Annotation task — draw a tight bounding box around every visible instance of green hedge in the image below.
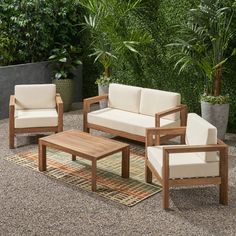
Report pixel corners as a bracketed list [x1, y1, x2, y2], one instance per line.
[0, 0, 80, 65]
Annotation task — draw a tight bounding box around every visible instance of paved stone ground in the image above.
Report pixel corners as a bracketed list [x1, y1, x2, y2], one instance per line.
[0, 110, 236, 236]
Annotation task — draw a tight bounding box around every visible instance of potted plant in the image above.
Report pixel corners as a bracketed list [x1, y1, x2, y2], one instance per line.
[80, 0, 152, 108]
[95, 74, 112, 109]
[168, 0, 236, 139]
[49, 44, 82, 112]
[91, 48, 116, 108]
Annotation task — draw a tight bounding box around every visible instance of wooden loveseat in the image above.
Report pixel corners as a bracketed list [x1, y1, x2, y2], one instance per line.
[83, 83, 187, 143]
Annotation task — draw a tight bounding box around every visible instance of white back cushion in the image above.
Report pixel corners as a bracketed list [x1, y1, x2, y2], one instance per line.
[108, 83, 141, 113]
[139, 88, 180, 120]
[15, 84, 56, 109]
[186, 113, 218, 162]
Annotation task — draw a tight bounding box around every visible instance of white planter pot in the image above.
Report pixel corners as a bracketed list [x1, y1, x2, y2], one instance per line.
[98, 84, 109, 109]
[201, 101, 229, 140]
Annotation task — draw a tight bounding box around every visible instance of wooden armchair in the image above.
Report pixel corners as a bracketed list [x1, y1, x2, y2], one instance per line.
[9, 84, 63, 148]
[145, 113, 228, 209]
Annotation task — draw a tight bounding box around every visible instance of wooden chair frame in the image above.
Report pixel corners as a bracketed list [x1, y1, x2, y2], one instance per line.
[145, 127, 228, 209]
[83, 94, 188, 143]
[9, 93, 63, 149]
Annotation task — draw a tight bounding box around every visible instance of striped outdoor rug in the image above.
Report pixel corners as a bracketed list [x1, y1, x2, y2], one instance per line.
[6, 144, 161, 207]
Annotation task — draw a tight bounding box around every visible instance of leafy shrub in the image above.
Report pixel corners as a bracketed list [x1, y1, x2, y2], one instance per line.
[201, 95, 230, 105]
[0, 0, 80, 65]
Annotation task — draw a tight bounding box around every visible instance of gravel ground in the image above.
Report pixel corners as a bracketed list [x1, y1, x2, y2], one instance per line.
[0, 110, 236, 236]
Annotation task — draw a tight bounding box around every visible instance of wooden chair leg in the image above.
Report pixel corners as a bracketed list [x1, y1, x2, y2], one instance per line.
[163, 178, 169, 210]
[83, 118, 89, 133]
[180, 134, 186, 144]
[219, 182, 228, 205]
[84, 126, 90, 133]
[83, 111, 89, 133]
[9, 130, 15, 149]
[219, 148, 228, 205]
[58, 125, 63, 133]
[163, 152, 170, 210]
[9, 105, 15, 149]
[145, 164, 152, 183]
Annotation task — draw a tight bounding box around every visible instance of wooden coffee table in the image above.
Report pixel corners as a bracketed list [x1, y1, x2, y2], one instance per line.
[38, 129, 130, 191]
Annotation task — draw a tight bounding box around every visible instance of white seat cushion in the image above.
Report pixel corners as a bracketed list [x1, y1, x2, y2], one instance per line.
[15, 109, 58, 128]
[88, 108, 180, 137]
[108, 83, 141, 113]
[139, 88, 180, 120]
[15, 84, 56, 109]
[147, 146, 219, 179]
[186, 113, 218, 162]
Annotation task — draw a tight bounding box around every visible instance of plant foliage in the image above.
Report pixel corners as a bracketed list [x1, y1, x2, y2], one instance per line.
[168, 0, 236, 99]
[79, 0, 153, 84]
[49, 45, 82, 80]
[201, 95, 230, 104]
[0, 0, 80, 65]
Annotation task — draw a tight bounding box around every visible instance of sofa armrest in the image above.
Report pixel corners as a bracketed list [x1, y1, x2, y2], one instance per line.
[83, 94, 108, 132]
[56, 93, 63, 132]
[146, 127, 186, 147]
[155, 104, 188, 127]
[83, 94, 108, 112]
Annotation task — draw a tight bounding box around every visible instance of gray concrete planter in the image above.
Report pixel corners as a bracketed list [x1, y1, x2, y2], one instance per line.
[98, 84, 109, 109]
[201, 101, 229, 140]
[0, 61, 82, 119]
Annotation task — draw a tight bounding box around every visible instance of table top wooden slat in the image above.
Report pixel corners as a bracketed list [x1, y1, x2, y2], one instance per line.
[39, 130, 129, 159]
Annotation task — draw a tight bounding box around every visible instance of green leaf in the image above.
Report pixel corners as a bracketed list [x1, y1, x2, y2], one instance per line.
[55, 72, 62, 79]
[48, 55, 56, 60]
[59, 58, 67, 63]
[75, 59, 82, 65]
[231, 48, 236, 56]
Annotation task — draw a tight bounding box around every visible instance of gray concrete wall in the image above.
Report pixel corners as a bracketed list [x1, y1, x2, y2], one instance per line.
[0, 61, 82, 119]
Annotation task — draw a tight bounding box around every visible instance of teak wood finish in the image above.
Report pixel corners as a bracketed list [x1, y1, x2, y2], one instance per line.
[9, 93, 63, 149]
[83, 94, 188, 143]
[145, 127, 228, 210]
[38, 129, 130, 191]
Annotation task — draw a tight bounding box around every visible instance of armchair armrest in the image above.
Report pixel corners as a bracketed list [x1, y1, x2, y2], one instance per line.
[83, 94, 108, 113]
[56, 93, 63, 108]
[9, 95, 15, 118]
[160, 142, 228, 187]
[162, 141, 228, 173]
[146, 127, 186, 147]
[56, 93, 63, 132]
[9, 95, 15, 107]
[163, 142, 227, 154]
[9, 95, 15, 148]
[155, 104, 188, 127]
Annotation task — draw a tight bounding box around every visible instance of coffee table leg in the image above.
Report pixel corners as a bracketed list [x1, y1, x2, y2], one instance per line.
[39, 142, 46, 171]
[72, 155, 76, 161]
[122, 146, 130, 178]
[91, 160, 97, 192]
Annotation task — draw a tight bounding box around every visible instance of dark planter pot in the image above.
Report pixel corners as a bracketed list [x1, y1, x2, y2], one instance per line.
[53, 79, 75, 112]
[201, 101, 229, 140]
[98, 84, 109, 109]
